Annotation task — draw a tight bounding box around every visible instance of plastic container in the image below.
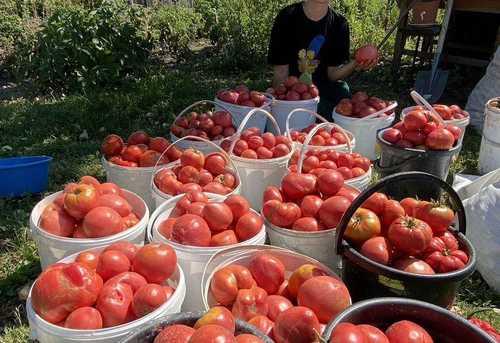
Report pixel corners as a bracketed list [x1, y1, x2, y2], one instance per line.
[335, 172, 476, 308]
[26, 245, 186, 343]
[332, 101, 397, 160]
[229, 108, 293, 210]
[479, 97, 500, 174]
[150, 136, 242, 209]
[214, 95, 272, 132]
[270, 96, 320, 133]
[169, 100, 234, 154]
[286, 108, 356, 153]
[201, 245, 342, 309]
[30, 189, 149, 269]
[323, 297, 495, 343]
[0, 156, 52, 197]
[147, 195, 267, 311]
[120, 310, 273, 343]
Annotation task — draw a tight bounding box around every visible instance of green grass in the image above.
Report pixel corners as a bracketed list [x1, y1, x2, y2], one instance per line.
[0, 61, 498, 342]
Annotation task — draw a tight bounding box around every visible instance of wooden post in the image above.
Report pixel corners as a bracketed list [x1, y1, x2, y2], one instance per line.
[392, 0, 410, 75]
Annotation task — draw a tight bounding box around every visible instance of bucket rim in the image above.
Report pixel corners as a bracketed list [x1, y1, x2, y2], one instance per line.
[214, 96, 272, 110]
[101, 157, 158, 172]
[377, 128, 463, 154]
[332, 109, 396, 123]
[230, 149, 294, 164]
[271, 96, 320, 106]
[0, 155, 53, 170]
[401, 105, 470, 126]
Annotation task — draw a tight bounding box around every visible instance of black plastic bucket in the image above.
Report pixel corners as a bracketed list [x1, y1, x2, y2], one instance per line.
[335, 172, 476, 308]
[120, 310, 274, 342]
[323, 297, 495, 343]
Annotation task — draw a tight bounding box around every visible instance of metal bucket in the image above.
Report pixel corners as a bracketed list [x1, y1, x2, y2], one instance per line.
[335, 172, 477, 308]
[479, 97, 500, 174]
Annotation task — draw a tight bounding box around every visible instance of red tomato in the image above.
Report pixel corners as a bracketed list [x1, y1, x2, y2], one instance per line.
[96, 194, 131, 217]
[444, 124, 461, 141]
[139, 150, 166, 167]
[382, 128, 402, 144]
[292, 217, 319, 232]
[317, 169, 344, 196]
[425, 128, 455, 150]
[159, 218, 176, 239]
[101, 134, 124, 158]
[132, 283, 168, 317]
[82, 207, 124, 238]
[381, 200, 405, 230]
[423, 236, 468, 273]
[203, 181, 232, 195]
[171, 214, 211, 246]
[211, 230, 238, 246]
[96, 282, 134, 327]
[249, 254, 285, 295]
[215, 172, 236, 188]
[224, 195, 250, 221]
[302, 156, 320, 173]
[39, 204, 76, 237]
[235, 212, 263, 241]
[360, 237, 392, 265]
[132, 243, 177, 284]
[256, 146, 274, 159]
[272, 143, 291, 157]
[330, 323, 367, 343]
[185, 202, 206, 216]
[210, 265, 256, 306]
[388, 217, 433, 255]
[262, 200, 301, 228]
[273, 306, 321, 343]
[415, 202, 454, 235]
[75, 251, 100, 270]
[385, 320, 433, 343]
[96, 250, 131, 281]
[318, 196, 351, 228]
[263, 186, 283, 203]
[248, 315, 274, 336]
[64, 307, 103, 329]
[234, 140, 249, 156]
[128, 131, 150, 145]
[337, 186, 360, 202]
[433, 104, 453, 120]
[198, 169, 214, 186]
[396, 139, 414, 149]
[232, 286, 268, 321]
[202, 203, 234, 232]
[336, 167, 352, 179]
[180, 148, 205, 170]
[358, 324, 389, 343]
[178, 165, 200, 184]
[213, 111, 233, 128]
[121, 145, 144, 163]
[300, 195, 323, 217]
[189, 324, 236, 343]
[236, 334, 265, 343]
[205, 153, 227, 176]
[194, 306, 236, 333]
[362, 192, 388, 215]
[310, 135, 326, 146]
[319, 160, 337, 169]
[345, 208, 381, 244]
[247, 135, 264, 150]
[262, 132, 276, 148]
[265, 295, 293, 321]
[149, 137, 170, 153]
[281, 173, 317, 201]
[241, 149, 258, 159]
[157, 175, 183, 195]
[404, 130, 426, 146]
[63, 184, 99, 220]
[176, 191, 209, 212]
[353, 157, 371, 171]
[153, 324, 195, 343]
[105, 271, 147, 293]
[166, 145, 182, 162]
[337, 154, 354, 168]
[393, 257, 435, 275]
[103, 242, 137, 263]
[400, 197, 420, 217]
[403, 110, 428, 130]
[297, 276, 351, 323]
[287, 264, 329, 298]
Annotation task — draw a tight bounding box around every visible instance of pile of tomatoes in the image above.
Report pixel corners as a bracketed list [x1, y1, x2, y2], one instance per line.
[412, 104, 469, 121]
[289, 149, 371, 180]
[335, 91, 394, 118]
[262, 169, 360, 232]
[217, 85, 269, 108]
[31, 242, 177, 329]
[382, 110, 462, 150]
[153, 307, 265, 343]
[221, 127, 292, 159]
[101, 131, 180, 168]
[158, 193, 263, 247]
[330, 319, 433, 343]
[154, 148, 238, 196]
[39, 176, 140, 239]
[209, 253, 351, 342]
[267, 76, 319, 101]
[289, 124, 351, 147]
[170, 110, 236, 141]
[344, 193, 469, 274]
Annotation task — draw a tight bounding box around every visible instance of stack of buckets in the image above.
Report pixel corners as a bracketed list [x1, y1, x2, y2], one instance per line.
[479, 97, 500, 174]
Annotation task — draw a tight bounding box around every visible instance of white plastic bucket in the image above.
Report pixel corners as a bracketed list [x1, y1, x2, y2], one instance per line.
[147, 194, 267, 311]
[479, 97, 500, 174]
[214, 95, 272, 132]
[30, 189, 149, 269]
[200, 245, 344, 309]
[332, 101, 397, 160]
[228, 108, 293, 211]
[26, 245, 186, 343]
[286, 108, 356, 153]
[270, 97, 320, 133]
[150, 136, 242, 209]
[169, 100, 234, 154]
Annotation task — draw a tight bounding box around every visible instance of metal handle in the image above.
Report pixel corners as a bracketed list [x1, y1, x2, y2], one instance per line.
[410, 90, 445, 126]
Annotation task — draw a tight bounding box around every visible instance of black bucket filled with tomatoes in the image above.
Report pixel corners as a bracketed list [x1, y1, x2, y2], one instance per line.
[335, 172, 476, 308]
[323, 297, 496, 343]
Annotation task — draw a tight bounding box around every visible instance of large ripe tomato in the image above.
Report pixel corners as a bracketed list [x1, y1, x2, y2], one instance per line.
[273, 306, 321, 343]
[381, 200, 405, 230]
[231, 286, 268, 321]
[128, 130, 150, 145]
[180, 148, 205, 170]
[105, 271, 147, 293]
[97, 194, 132, 217]
[202, 202, 234, 232]
[358, 324, 389, 343]
[262, 200, 301, 228]
[101, 134, 124, 158]
[403, 110, 428, 131]
[425, 128, 455, 150]
[263, 186, 283, 203]
[362, 192, 388, 215]
[139, 150, 165, 167]
[122, 145, 144, 163]
[210, 230, 238, 246]
[297, 276, 351, 323]
[224, 195, 250, 221]
[82, 207, 124, 238]
[329, 323, 367, 343]
[189, 324, 236, 343]
[31, 263, 102, 323]
[385, 320, 433, 343]
[393, 257, 435, 275]
[292, 217, 319, 231]
[149, 137, 170, 153]
[360, 236, 392, 265]
[248, 315, 274, 336]
[235, 212, 263, 241]
[249, 253, 285, 295]
[153, 324, 195, 343]
[104, 241, 138, 262]
[300, 195, 323, 217]
[317, 169, 344, 196]
[400, 197, 420, 217]
[159, 218, 176, 239]
[131, 283, 168, 317]
[178, 165, 200, 184]
[194, 306, 235, 333]
[213, 111, 233, 128]
[266, 295, 293, 321]
[205, 153, 227, 176]
[287, 264, 329, 298]
[318, 196, 351, 228]
[176, 191, 209, 212]
[96, 282, 134, 327]
[423, 236, 468, 273]
[123, 212, 140, 228]
[75, 250, 100, 270]
[281, 173, 317, 201]
[214, 172, 236, 188]
[345, 208, 381, 244]
[433, 104, 453, 120]
[96, 250, 131, 281]
[203, 181, 232, 195]
[39, 204, 76, 237]
[337, 186, 360, 202]
[63, 184, 99, 219]
[382, 128, 402, 144]
[236, 334, 265, 343]
[64, 307, 103, 330]
[132, 243, 177, 284]
[444, 124, 461, 141]
[211, 264, 256, 305]
[171, 214, 211, 246]
[415, 202, 455, 235]
[388, 217, 433, 255]
[157, 174, 182, 196]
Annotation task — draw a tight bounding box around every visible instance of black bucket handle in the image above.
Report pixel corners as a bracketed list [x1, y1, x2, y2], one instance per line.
[374, 154, 424, 173]
[335, 171, 466, 255]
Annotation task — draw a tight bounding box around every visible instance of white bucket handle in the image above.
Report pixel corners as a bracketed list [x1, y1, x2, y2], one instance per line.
[297, 122, 352, 173]
[410, 90, 445, 126]
[285, 108, 329, 136]
[150, 135, 241, 190]
[228, 107, 282, 156]
[357, 101, 399, 121]
[174, 100, 233, 124]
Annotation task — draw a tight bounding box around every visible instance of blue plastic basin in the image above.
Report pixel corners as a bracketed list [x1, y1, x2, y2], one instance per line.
[0, 156, 53, 197]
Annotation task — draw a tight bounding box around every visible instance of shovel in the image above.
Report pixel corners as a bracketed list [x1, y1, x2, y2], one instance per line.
[414, 0, 454, 102]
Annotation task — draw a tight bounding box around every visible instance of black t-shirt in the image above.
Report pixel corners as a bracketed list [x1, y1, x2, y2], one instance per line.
[268, 2, 350, 83]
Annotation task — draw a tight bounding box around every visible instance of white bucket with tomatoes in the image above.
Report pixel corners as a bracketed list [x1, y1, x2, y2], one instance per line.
[26, 244, 186, 343]
[147, 193, 266, 311]
[30, 188, 149, 269]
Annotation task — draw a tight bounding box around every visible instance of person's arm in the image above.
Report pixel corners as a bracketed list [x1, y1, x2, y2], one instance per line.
[327, 61, 356, 81]
[272, 65, 289, 87]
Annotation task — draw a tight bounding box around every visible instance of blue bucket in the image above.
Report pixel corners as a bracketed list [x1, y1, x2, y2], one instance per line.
[0, 156, 53, 197]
